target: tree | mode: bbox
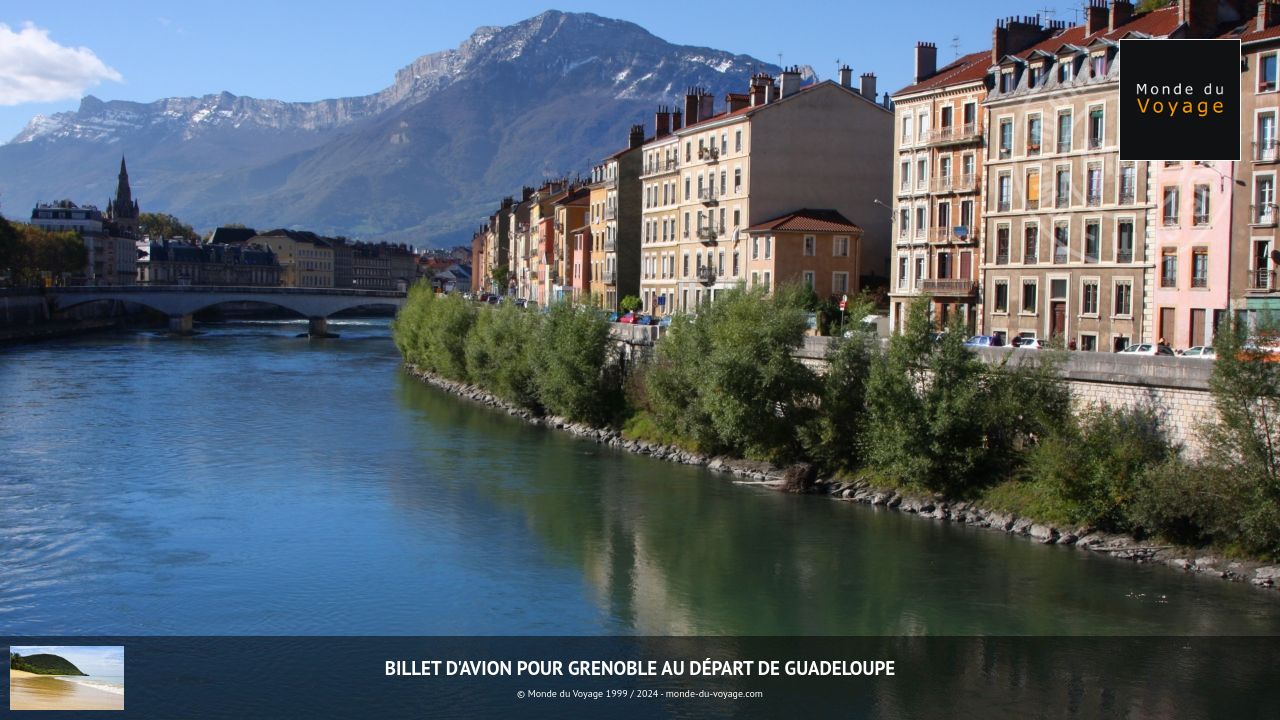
[803,294,876,470]
[139,212,198,241]
[491,265,511,294]
[531,300,616,424]
[619,295,642,313]
[1137,0,1175,11]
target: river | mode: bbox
[2,317,1279,638]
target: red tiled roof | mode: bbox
[745,209,861,234]
[893,50,990,97]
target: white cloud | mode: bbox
[0,22,122,106]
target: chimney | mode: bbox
[629,124,645,149]
[915,42,938,83]
[726,92,749,112]
[683,87,702,125]
[698,89,714,120]
[654,106,671,138]
[764,78,779,103]
[671,110,682,130]
[860,72,877,100]
[1109,0,1134,31]
[749,74,770,106]
[992,16,1052,66]
[838,65,853,88]
[522,186,534,202]
[1178,0,1217,38]
[778,66,801,98]
[1086,0,1108,35]
[1260,0,1280,30]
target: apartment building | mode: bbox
[587,170,610,304]
[505,189,533,297]
[252,229,335,288]
[641,68,892,314]
[743,209,862,300]
[1151,160,1234,348]
[551,186,590,304]
[890,48,988,333]
[639,108,683,315]
[600,127,644,311]
[1229,2,1280,325]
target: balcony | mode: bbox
[603,237,616,252]
[1253,204,1278,226]
[604,206,617,220]
[1024,247,1038,264]
[921,279,977,296]
[995,252,1010,265]
[997,199,1011,212]
[1055,195,1070,209]
[1119,190,1136,205]
[1194,213,1210,226]
[1255,140,1278,163]
[697,146,720,163]
[1117,248,1134,263]
[1026,142,1042,156]
[1252,268,1273,292]
[1057,140,1072,153]
[1191,275,1208,289]
[697,187,719,205]
[1026,197,1039,210]
[603,269,616,286]
[1088,136,1103,150]
[927,227,976,244]
[1053,247,1069,264]
[924,123,981,147]
[696,265,716,284]
[697,225,722,243]
[1086,194,1102,207]
[998,147,1012,160]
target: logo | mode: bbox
[1120,38,1241,161]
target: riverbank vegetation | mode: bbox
[0,217,87,287]
[393,283,1280,559]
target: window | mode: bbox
[1000,70,1015,93]
[763,271,771,291]
[1117,220,1135,262]
[1110,280,1133,317]
[998,119,1013,158]
[900,161,910,190]
[994,280,1009,313]
[1194,184,1211,225]
[1057,111,1072,153]
[939,156,952,184]
[732,251,740,276]
[834,236,850,257]
[1054,223,1069,264]
[898,257,907,288]
[803,271,815,288]
[1161,248,1178,287]
[1029,64,1042,87]
[937,252,951,279]
[1091,53,1108,78]
[833,272,849,294]
[960,200,974,229]
[917,158,927,189]
[1261,52,1277,93]
[1072,222,1095,265]
[916,206,927,237]
[764,237,772,259]
[734,168,742,192]
[1119,163,1137,204]
[937,201,951,231]
[1082,280,1099,315]
[898,208,909,237]
[733,209,740,227]
[1026,168,1040,209]
[1256,176,1276,223]
[915,257,925,281]
[1055,167,1071,208]
[998,173,1011,211]
[1088,106,1104,148]
[1163,186,1180,226]
[963,102,976,128]
[1024,224,1039,264]
[995,226,1010,264]
[735,130,742,153]
[1086,164,1103,206]
[803,235,816,256]
[1059,60,1072,84]
[1080,333,1097,352]
[683,253,689,277]
[1021,280,1038,315]
[1192,248,1209,288]
[1027,115,1042,154]
[684,177,691,201]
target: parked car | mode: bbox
[1119,343,1175,356]
[487,295,500,304]
[607,312,620,323]
[618,312,636,324]
[1180,346,1216,359]
[963,335,1004,347]
[1014,337,1046,350]
[635,314,655,326]
[658,315,672,328]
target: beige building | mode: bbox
[587,169,610,304]
[252,230,334,288]
[642,68,892,314]
[890,47,988,333]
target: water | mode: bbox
[2,317,1279,637]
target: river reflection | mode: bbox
[0,318,1278,638]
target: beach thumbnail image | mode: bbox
[9,646,124,711]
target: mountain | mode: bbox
[0,11,808,246]
[11,653,87,676]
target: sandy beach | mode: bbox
[10,668,124,711]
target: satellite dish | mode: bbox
[954,226,968,239]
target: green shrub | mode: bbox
[419,292,476,380]
[1028,404,1175,533]
[465,302,540,408]
[531,300,616,424]
[392,282,435,367]
[802,295,875,471]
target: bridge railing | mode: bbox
[49,285,407,299]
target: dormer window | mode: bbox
[1058,61,1071,83]
[1000,70,1015,93]
[1091,53,1108,78]
[1028,64,1042,87]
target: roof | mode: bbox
[745,209,862,234]
[893,50,990,97]
[1222,14,1280,45]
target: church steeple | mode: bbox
[106,155,140,237]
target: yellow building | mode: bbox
[251,230,334,288]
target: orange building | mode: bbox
[743,209,863,300]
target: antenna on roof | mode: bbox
[777,52,783,68]
[950,36,961,58]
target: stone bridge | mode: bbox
[49,285,407,335]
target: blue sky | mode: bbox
[0,0,1091,143]
[11,646,124,677]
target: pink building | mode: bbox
[570,224,592,301]
[1151,161,1234,350]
